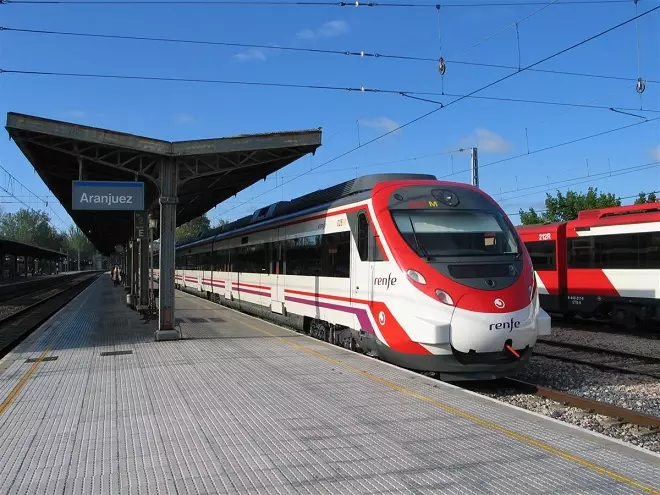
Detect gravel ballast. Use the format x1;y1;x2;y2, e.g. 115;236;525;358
543;324;660;359
472;355;660;453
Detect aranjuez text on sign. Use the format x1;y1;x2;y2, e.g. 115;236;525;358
72;181;145;211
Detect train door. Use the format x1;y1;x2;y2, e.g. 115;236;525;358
271;239;285;314
351;211;374;309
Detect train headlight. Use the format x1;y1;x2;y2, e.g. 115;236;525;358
435;289;454;306
406;269;426;285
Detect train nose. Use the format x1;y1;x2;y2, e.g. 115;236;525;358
449;294;537;354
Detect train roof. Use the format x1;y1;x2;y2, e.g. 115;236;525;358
516;202;660;234
176;172;437;250
516;223;563;233
576;202;660;221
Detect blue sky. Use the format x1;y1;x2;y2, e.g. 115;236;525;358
0;0;659;232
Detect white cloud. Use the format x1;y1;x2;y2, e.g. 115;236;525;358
458;128;513;153
650;145;660;161
66;110;85;119
174;113;195;124
297;20;349;40
359;117;400;133
233;48;267;62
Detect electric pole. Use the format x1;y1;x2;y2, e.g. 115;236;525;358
470;147;479;188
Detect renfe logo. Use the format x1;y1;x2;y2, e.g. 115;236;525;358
374;273;397;289
489;318;521;332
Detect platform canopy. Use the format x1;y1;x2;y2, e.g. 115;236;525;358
0;236;66;260
6;113;322;255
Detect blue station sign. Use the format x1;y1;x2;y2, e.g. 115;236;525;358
72;181;145;211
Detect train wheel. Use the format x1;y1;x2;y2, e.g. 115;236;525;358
613;309;637;330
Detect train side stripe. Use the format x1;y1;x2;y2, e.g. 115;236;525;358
237;287;271;298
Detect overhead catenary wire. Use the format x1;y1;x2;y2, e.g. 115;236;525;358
315;0;570;162
2;68;658;116
453;0;561;59
212;4;660;220
278;149;464;179
437;115;660;179
220;113;660;219
0;0;635;7
3;26;658;86
496;160;660;200
0;164;68;228
506;189;660;217
499;159;660;205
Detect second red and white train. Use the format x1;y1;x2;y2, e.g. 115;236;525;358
517;202;660;329
155;173;551;381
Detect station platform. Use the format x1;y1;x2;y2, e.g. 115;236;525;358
0;278;659;495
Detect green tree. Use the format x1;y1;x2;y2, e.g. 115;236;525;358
0;209;64;251
634;191;658;204
519;187;621;225
175;214;211;242
65;224;94;270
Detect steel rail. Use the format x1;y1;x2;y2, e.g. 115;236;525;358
0;273;100;358
0;274;96;327
501;377;660;429
533;346;660;380
537;339;660;364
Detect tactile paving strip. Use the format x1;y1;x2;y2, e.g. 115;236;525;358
0;280;658;495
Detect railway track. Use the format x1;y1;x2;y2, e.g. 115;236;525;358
0;273;100;359
491;378;660;429
550;315;660;338
533;339;660;379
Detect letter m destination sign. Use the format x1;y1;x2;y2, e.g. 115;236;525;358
72;181;145;211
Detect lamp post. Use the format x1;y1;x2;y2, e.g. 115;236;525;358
148;213;158;306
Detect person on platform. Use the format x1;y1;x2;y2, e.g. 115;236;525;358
112;265;121;287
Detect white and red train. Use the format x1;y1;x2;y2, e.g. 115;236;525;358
156;173;551;381
517;202;660;329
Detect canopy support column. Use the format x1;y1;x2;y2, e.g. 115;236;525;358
156;157;180;341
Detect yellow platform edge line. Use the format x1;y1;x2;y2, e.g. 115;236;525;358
223;309;660;495
0;348;50;416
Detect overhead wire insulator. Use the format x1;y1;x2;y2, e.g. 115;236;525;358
438;57;446;76
636;77;646;94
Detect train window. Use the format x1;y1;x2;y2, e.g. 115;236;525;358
233;244;267;273
322;232;351;277
200;252;213;271
593;234;638;269
567;237;593;268
285;235;322;276
372;234;385;262
392;210;519;257
640;232;660;269
357;212;369;261
283;233;350;278
572;232;660;270
525;240;556;271
211;249;226;271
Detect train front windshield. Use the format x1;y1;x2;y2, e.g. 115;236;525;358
392;209;520;258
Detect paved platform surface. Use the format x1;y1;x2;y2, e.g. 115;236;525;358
0;278;659;495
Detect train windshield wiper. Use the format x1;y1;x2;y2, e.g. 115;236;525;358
408;217;431;260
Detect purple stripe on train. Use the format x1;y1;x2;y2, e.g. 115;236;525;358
284;295;375;335
237;287;271;298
